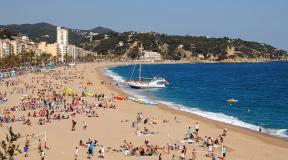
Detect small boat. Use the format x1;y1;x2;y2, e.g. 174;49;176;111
127;63;169;89
227;98;238;103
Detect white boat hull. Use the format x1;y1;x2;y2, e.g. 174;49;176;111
128;82;166;89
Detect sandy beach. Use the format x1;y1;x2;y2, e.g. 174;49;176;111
0;62;287;160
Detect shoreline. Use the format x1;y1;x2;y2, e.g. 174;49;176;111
97;62;288;144
99;59;288;65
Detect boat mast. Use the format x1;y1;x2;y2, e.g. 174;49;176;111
130;64;136;80
139;63;141;81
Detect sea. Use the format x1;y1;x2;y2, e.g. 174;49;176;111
104;62;288;138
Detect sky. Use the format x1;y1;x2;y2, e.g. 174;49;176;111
1;0;287;50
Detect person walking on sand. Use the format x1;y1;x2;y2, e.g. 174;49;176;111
180;149;185;160
72;119;77;131
221;144;227;160
88;141;94;159
172;154;176;160
159;153;163;160
40;150;45;160
191;148;196;160
83;121;87;129
74;147;78;160
211;153;216;160
98;145;105;158
23;144;29;157
188;126;192;135
195;122;200;133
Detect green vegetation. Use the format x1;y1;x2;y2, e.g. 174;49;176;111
83;32;288;60
0;127;21;160
76;54;97;62
0;28;18;39
0;51;52;69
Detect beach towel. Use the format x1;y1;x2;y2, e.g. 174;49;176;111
83;90;94;97
63;87;77;95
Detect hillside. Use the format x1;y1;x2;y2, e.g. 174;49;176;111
80;32;288;61
0;28;19;39
0;22;113;45
88;26;113;33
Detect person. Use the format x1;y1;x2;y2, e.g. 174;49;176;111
221;144;227;160
79;140;85;146
40;150;45;160
180;149;185;160
159;153;163;160
72;119;77;131
74;147;78;160
38;139;43;153
195;122;200;133
188;126;192;135
83;121;87;129
99;145;105;158
88;141;94;159
258;126;262;133
211;153;216;160
223;128;228;136
191;148;196;160
172;154;176;160
183;145;187;155
23;144;29;157
207;145;213;157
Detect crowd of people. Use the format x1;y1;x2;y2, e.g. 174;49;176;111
0;65;232;160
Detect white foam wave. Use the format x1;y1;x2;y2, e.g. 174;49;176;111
264;129;288;138
103;68;288;138
103;68;126;83
157;100;288;138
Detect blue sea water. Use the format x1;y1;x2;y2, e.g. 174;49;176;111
105;62;288;137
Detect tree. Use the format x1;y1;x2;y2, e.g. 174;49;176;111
39;53;52;65
63;54;71;64
127;47;140;59
0;127;21;160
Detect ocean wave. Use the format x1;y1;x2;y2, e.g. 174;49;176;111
103;68;288;138
103;68;126;83
156;101;288;137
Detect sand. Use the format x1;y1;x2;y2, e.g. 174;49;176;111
0;62;287;160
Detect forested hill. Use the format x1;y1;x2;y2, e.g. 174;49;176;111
0;22;113;45
80;31;288;61
0;28;19;39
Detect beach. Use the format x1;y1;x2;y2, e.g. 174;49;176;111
0;62;287;160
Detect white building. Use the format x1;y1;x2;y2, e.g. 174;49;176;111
10;39;22;55
0;36;34;58
142;51;162;62
0;39;14;58
57;27;69;62
57;27;68;45
118;41;124;47
68;45;82;60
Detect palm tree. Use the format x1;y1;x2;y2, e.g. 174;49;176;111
38;53;52;65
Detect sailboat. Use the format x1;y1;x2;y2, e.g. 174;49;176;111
126;63;169;89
